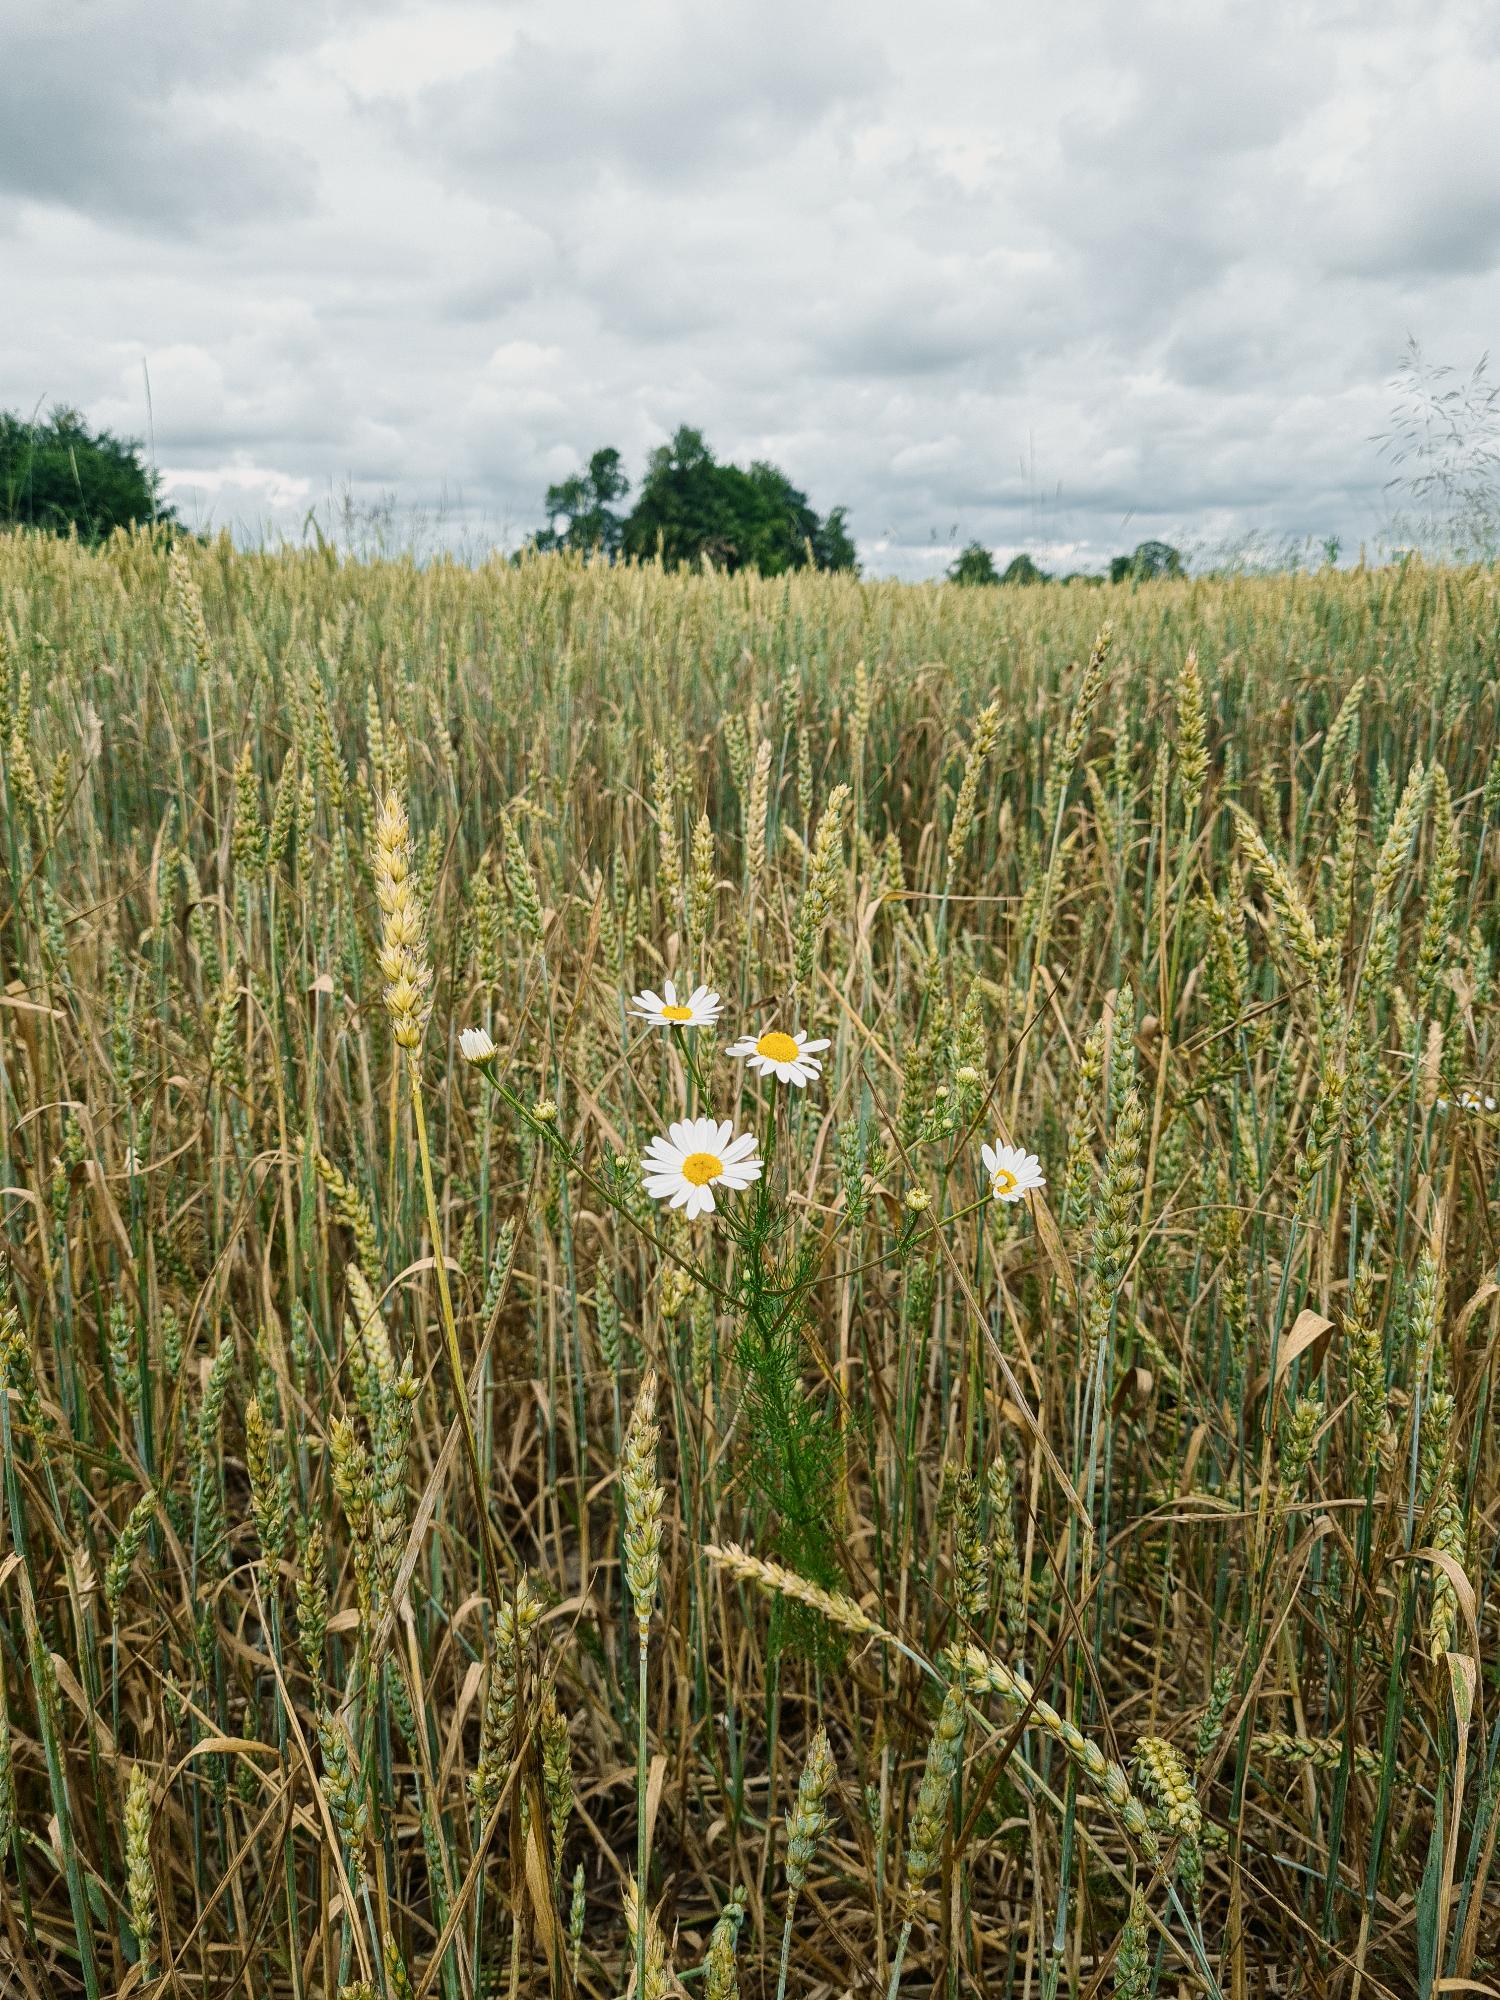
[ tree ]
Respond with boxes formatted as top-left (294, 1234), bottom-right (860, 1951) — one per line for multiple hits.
top-left (1001, 553), bottom-right (1050, 585)
top-left (619, 427), bottom-right (721, 567)
top-left (1109, 539), bottom-right (1184, 583)
top-left (535, 447), bottom-right (629, 557)
top-left (812, 505), bottom-right (858, 574)
top-left (947, 540), bottom-right (1000, 585)
top-left (544, 427), bottom-right (856, 575)
top-left (0, 405), bottom-right (174, 540)
top-left (738, 458), bottom-right (825, 573)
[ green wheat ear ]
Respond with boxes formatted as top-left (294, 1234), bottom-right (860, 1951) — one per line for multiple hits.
top-left (623, 1370), bottom-right (664, 1633)
top-left (777, 1725), bottom-right (836, 1998)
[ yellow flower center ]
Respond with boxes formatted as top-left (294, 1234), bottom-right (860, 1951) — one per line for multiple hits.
top-left (661, 1004), bottom-right (694, 1022)
top-left (992, 1169), bottom-right (1018, 1197)
top-left (756, 1030), bottom-right (800, 1062)
top-left (681, 1151), bottom-right (724, 1186)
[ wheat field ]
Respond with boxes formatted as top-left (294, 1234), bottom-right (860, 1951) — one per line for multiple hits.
top-left (0, 532), bottom-right (1497, 1998)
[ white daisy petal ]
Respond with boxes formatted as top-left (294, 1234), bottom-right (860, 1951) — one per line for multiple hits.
top-left (629, 977), bottom-right (722, 1030)
top-left (728, 1022), bottom-right (831, 1091)
top-left (636, 1114), bottom-right (763, 1221)
top-left (981, 1140), bottom-right (1046, 1203)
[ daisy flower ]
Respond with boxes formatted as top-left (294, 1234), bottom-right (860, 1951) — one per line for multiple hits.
top-left (725, 1024), bottom-right (830, 1088)
top-left (1440, 1088), bottom-right (1497, 1111)
top-left (630, 979), bottom-right (722, 1030)
top-left (460, 1026), bottom-right (497, 1065)
top-left (981, 1141), bottom-right (1046, 1204)
top-left (640, 1116), bottom-right (763, 1220)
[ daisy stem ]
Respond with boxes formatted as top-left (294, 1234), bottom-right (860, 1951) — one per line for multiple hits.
top-left (678, 1027), bottom-right (712, 1113)
top-left (778, 1192), bottom-right (993, 1298)
top-left (477, 1066), bottom-right (733, 1303)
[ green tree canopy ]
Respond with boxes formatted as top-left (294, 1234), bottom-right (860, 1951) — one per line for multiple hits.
top-left (535, 447), bottom-right (629, 556)
top-left (537, 427), bottom-right (857, 574)
top-left (947, 540), bottom-right (1000, 585)
top-left (1, 406), bottom-right (174, 540)
top-left (812, 505), bottom-right (858, 574)
top-left (1001, 552), bottom-right (1050, 585)
top-left (1109, 539), bottom-right (1184, 583)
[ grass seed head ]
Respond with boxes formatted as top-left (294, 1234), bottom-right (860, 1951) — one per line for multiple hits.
top-left (623, 1878), bottom-right (671, 2000)
top-left (905, 1688), bottom-right (967, 1908)
top-left (1133, 1735), bottom-right (1202, 1839)
top-left (373, 784), bottom-right (431, 1051)
top-left (704, 1888), bottom-right (748, 2000)
top-left (785, 1724), bottom-right (836, 1892)
top-left (705, 1543), bottom-right (881, 1639)
top-left (623, 1371), bottom-right (665, 1635)
top-left (1113, 1887), bottom-right (1150, 1999)
top-left (125, 1763), bottom-right (156, 1965)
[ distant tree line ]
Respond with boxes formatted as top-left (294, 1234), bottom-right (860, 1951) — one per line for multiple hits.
top-left (4, 401), bottom-right (1196, 586)
top-left (1, 406), bottom-right (174, 540)
top-left (532, 425), bottom-right (858, 574)
top-left (948, 537), bottom-right (1185, 586)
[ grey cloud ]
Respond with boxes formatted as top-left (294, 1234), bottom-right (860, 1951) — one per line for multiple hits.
top-left (0, 0), bottom-right (383, 230)
top-left (1312, 134), bottom-right (1500, 282)
top-left (820, 322), bottom-right (992, 382)
top-left (0, 81), bottom-right (311, 231)
top-left (441, 228), bottom-right (559, 322)
top-left (394, 4), bottom-right (886, 196)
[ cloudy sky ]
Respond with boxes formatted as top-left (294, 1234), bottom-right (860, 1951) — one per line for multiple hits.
top-left (3, 0), bottom-right (1497, 576)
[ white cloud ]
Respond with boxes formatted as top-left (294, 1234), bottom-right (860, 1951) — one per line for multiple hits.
top-left (3, 0), bottom-right (1498, 573)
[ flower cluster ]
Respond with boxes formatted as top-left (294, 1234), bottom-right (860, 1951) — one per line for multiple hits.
top-left (463, 972), bottom-right (1046, 1224)
top-left (1436, 1087), bottom-right (1496, 1112)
